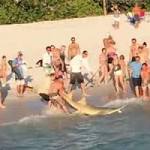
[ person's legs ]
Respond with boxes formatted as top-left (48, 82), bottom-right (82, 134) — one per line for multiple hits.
top-left (20, 85), bottom-right (24, 96)
top-left (108, 63), bottom-right (113, 79)
top-left (16, 81), bottom-right (21, 96)
top-left (135, 86), bottom-right (140, 97)
top-left (77, 73), bottom-right (87, 96)
top-left (69, 73), bottom-right (76, 93)
top-left (104, 65), bottom-right (109, 84)
top-left (99, 66), bottom-right (105, 84)
top-left (142, 85), bottom-right (148, 99)
top-left (56, 97), bottom-right (69, 113)
top-left (114, 75), bottom-right (119, 93)
top-left (20, 80), bottom-right (25, 96)
top-left (81, 83), bottom-right (87, 96)
top-left (0, 90), bottom-right (5, 109)
top-left (119, 75), bottom-right (126, 92)
top-left (132, 78), bottom-right (141, 98)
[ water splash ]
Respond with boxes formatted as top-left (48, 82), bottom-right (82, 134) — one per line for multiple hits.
top-left (103, 97), bottom-right (142, 107)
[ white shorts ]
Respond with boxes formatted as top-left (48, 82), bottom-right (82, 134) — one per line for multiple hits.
top-left (16, 79), bottom-right (25, 85)
top-left (114, 70), bottom-right (123, 76)
top-left (114, 17), bottom-right (120, 22)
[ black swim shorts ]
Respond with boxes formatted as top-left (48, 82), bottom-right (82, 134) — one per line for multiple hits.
top-left (132, 77), bottom-right (142, 87)
top-left (70, 72), bottom-right (84, 85)
top-left (108, 57), bottom-right (113, 64)
top-left (13, 68), bottom-right (24, 80)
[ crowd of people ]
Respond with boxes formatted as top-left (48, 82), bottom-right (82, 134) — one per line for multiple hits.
top-left (0, 35), bottom-right (150, 112)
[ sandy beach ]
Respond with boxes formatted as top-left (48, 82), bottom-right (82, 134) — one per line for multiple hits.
top-left (0, 14), bottom-right (150, 122)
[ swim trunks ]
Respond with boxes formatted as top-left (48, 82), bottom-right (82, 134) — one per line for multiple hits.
top-left (70, 72), bottom-right (84, 85)
top-left (132, 77), bottom-right (142, 87)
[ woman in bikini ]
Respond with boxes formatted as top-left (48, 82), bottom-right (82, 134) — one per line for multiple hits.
top-left (113, 55), bottom-right (126, 94)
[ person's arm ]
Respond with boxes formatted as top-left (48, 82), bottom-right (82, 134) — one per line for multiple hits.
top-left (77, 44), bottom-right (80, 54)
top-left (140, 70), bottom-right (144, 81)
top-left (128, 63), bottom-right (132, 78)
top-left (68, 45), bottom-right (71, 59)
top-left (60, 58), bottom-right (64, 71)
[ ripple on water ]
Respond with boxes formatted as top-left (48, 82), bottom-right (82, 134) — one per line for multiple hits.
top-left (0, 102), bottom-right (150, 150)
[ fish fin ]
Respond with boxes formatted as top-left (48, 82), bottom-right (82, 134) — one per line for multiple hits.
top-left (77, 97), bottom-right (87, 105)
top-left (118, 110), bottom-right (122, 113)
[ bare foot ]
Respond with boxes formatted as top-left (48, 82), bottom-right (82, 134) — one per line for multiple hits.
top-left (0, 103), bottom-right (6, 109)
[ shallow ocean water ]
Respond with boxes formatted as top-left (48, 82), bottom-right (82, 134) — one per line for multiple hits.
top-left (0, 97), bottom-right (150, 150)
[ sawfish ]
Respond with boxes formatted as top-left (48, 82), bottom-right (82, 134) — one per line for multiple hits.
top-left (63, 93), bottom-right (126, 116)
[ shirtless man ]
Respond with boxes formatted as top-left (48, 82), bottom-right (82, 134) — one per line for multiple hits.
top-left (48, 73), bottom-right (69, 113)
top-left (99, 48), bottom-right (108, 84)
top-left (68, 37), bottom-right (80, 60)
top-left (141, 63), bottom-right (150, 100)
top-left (129, 38), bottom-right (139, 60)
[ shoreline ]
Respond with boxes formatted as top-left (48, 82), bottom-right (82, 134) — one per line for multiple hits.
top-left (0, 14), bottom-right (150, 122)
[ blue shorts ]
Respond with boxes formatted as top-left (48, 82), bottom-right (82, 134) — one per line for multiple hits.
top-left (132, 77), bottom-right (141, 87)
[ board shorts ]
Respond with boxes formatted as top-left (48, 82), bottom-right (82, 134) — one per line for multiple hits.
top-left (132, 77), bottom-right (142, 87)
top-left (108, 57), bottom-right (114, 64)
top-left (70, 72), bottom-right (84, 85)
top-left (13, 68), bottom-right (24, 80)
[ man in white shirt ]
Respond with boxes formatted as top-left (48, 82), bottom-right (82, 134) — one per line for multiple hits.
top-left (81, 51), bottom-right (94, 86)
top-left (43, 46), bottom-right (52, 75)
top-left (69, 54), bottom-right (87, 96)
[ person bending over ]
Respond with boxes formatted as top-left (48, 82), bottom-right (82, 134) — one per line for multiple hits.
top-left (48, 73), bottom-right (69, 113)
